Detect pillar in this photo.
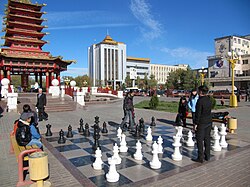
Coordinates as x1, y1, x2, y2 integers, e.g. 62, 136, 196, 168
57, 73, 60, 85
35, 73, 38, 82
0, 69, 4, 82
46, 72, 49, 93
50, 72, 54, 86
39, 72, 43, 88
7, 70, 11, 83
21, 73, 29, 92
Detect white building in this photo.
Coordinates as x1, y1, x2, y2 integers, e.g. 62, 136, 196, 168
150, 64, 188, 84
207, 35, 250, 90
88, 35, 126, 89
126, 57, 150, 79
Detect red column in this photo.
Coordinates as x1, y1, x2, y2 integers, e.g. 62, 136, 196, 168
46, 72, 49, 93
57, 73, 61, 85
50, 72, 54, 86
0, 70, 4, 82
7, 70, 11, 82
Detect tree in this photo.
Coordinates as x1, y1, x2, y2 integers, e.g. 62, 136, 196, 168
148, 74, 157, 90
125, 75, 132, 87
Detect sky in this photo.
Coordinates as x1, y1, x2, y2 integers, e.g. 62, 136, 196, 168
0, 0, 250, 77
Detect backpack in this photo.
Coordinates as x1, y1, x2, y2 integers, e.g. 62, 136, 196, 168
15, 123, 32, 146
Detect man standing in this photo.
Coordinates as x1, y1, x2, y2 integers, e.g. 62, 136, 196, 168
193, 85, 212, 163
36, 88, 47, 121
121, 90, 135, 131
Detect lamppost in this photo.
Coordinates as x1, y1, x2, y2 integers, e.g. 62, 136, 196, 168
227, 47, 242, 107
198, 67, 207, 86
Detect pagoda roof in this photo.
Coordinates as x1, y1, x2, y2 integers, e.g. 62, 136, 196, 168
98, 35, 119, 45
3, 36, 47, 46
6, 13, 45, 24
0, 51, 75, 65
7, 20, 47, 31
4, 28, 47, 38
8, 5, 45, 16
9, 0, 45, 11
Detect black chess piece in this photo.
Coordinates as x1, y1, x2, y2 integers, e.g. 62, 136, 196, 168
150, 116, 156, 126
84, 123, 90, 137
92, 123, 101, 150
134, 124, 141, 138
58, 129, 66, 144
66, 125, 74, 138
139, 118, 145, 133
78, 118, 84, 134
101, 122, 108, 133
94, 116, 100, 125
45, 124, 52, 136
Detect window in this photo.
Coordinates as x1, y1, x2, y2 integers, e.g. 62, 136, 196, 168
238, 39, 241, 44
243, 60, 248, 64
233, 38, 237, 43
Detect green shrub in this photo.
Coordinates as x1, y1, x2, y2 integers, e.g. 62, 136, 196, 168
149, 95, 159, 109
209, 96, 216, 109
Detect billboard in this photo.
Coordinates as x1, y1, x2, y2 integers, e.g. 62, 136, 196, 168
130, 68, 137, 79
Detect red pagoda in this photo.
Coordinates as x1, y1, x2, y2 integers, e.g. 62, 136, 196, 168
0, 0, 74, 92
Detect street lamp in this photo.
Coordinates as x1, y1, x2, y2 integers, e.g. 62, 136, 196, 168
227, 46, 243, 107
198, 67, 207, 86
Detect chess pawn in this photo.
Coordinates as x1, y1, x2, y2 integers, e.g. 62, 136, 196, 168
134, 140, 143, 160
157, 136, 163, 153
93, 147, 103, 170
106, 157, 120, 183
171, 136, 182, 161
58, 129, 66, 144
66, 124, 74, 138
150, 141, 161, 169
117, 127, 122, 142
139, 118, 145, 133
212, 126, 222, 151
146, 126, 153, 141
134, 124, 141, 138
150, 116, 156, 126
186, 130, 195, 147
45, 124, 52, 136
109, 143, 121, 165
101, 121, 108, 133
84, 123, 90, 137
119, 134, 128, 153
219, 123, 228, 148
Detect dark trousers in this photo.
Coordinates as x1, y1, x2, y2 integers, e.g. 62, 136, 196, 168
192, 112, 196, 124
196, 125, 212, 161
38, 107, 45, 120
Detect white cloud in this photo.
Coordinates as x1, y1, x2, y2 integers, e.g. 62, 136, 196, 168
45, 10, 133, 30
130, 0, 163, 40
161, 47, 213, 68
61, 67, 88, 77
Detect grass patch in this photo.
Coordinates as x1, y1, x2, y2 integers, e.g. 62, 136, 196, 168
134, 100, 227, 113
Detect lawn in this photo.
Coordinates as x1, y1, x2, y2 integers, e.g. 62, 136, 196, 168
134, 100, 227, 113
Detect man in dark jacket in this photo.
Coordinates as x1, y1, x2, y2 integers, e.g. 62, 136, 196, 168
121, 90, 135, 131
36, 88, 47, 121
193, 85, 212, 163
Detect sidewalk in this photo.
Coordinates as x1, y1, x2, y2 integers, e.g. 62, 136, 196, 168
0, 97, 250, 187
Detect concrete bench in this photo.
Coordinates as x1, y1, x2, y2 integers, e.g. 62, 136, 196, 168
9, 130, 42, 187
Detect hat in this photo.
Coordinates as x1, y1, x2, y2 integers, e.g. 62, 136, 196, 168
191, 88, 197, 92
20, 112, 33, 121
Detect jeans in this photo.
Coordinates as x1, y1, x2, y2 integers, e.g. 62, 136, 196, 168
121, 110, 135, 130
27, 139, 43, 148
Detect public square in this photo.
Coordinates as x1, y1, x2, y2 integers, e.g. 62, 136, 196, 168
1, 97, 250, 187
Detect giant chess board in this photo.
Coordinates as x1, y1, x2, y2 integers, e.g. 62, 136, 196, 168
42, 119, 244, 187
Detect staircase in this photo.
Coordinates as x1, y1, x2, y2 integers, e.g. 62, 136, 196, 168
17, 93, 76, 113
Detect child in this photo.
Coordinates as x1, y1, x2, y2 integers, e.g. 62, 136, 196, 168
16, 112, 43, 149
178, 96, 188, 127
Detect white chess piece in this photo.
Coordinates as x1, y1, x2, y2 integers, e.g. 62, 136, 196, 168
146, 126, 153, 141
93, 147, 103, 170
157, 136, 163, 153
219, 123, 228, 148
171, 136, 182, 161
134, 140, 143, 160
186, 130, 195, 147
212, 126, 222, 151
150, 141, 161, 169
106, 157, 120, 183
117, 127, 122, 142
175, 126, 183, 137
119, 134, 128, 153
109, 143, 121, 165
